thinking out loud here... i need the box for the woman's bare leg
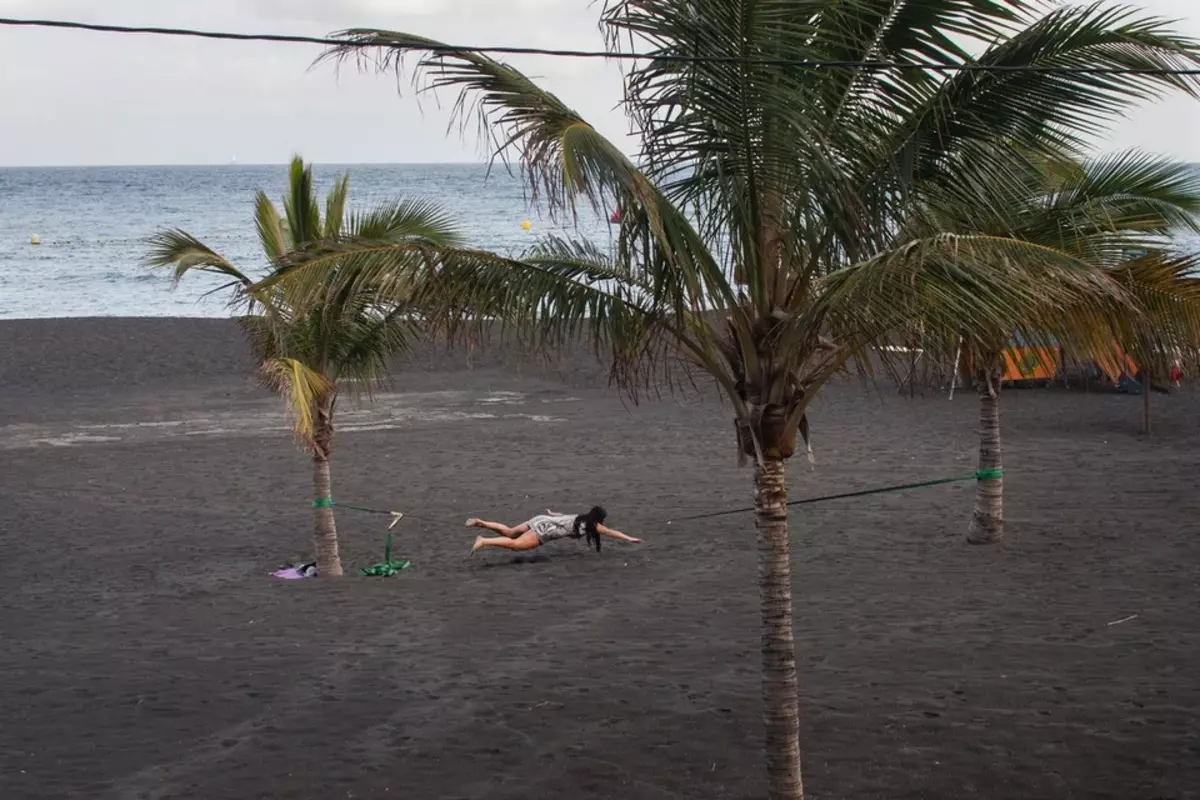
[465,519,529,539]
[470,531,541,554]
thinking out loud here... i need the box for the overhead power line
[3,16,1200,76]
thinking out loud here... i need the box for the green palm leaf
[883,3,1200,184]
[324,174,350,240]
[283,156,323,247]
[255,191,289,263]
[144,229,254,300]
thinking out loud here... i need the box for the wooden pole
[949,337,963,400]
[909,344,916,399]
[1142,369,1152,435]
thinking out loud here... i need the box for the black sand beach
[2,317,1199,799]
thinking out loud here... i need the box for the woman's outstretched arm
[596,524,641,544]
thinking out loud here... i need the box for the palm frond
[1040,150,1200,239]
[321,30,604,212]
[886,3,1200,183]
[255,191,289,263]
[144,229,254,292]
[331,305,420,389]
[1103,252,1200,374]
[324,173,350,240]
[237,314,285,363]
[601,1,824,232]
[446,234,722,401]
[283,155,323,247]
[262,232,733,405]
[317,29,736,315]
[346,198,465,245]
[817,232,1130,359]
[259,356,332,447]
[916,146,1200,263]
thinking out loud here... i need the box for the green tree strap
[976,468,1004,480]
[312,497,335,508]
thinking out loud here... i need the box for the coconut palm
[908,147,1200,543]
[147,156,462,577]
[275,3,1200,796]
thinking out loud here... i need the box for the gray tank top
[527,514,576,542]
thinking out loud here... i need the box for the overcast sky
[1,0,1198,167]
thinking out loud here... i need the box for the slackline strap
[312,468,1006,529]
[666,469,1003,524]
[313,498,406,528]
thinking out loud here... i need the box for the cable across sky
[3,16,1200,76]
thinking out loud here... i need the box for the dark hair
[572,505,607,553]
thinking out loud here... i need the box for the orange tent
[1001,344,1060,383]
[1094,342,1139,383]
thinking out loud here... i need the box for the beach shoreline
[3,316,1199,798]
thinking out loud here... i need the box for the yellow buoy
[520,219,532,231]
[30,234,41,245]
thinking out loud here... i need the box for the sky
[0,0,1198,167]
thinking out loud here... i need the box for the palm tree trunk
[969,364,1003,544]
[754,457,804,800]
[312,395,344,576]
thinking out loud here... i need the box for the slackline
[666,469,1002,524]
[309,468,1005,529]
[313,497,408,528]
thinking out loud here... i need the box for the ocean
[0,164,612,320]
[3,163,1198,320]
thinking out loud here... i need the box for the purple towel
[271,562,316,579]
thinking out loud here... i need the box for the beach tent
[1094,341,1140,387]
[1000,333,1060,384]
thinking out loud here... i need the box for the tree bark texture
[969,364,1004,544]
[311,393,343,576]
[754,457,804,800]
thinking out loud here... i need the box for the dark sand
[2,318,1199,800]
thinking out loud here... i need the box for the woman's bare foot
[470,535,486,555]
[465,518,480,528]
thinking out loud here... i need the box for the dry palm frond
[259,357,332,448]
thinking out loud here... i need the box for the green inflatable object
[358,533,411,577]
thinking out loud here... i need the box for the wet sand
[2,317,1199,799]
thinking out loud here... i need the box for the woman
[466,505,641,555]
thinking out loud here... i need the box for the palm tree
[283,4,1200,796]
[147,156,462,577]
[908,147,1200,543]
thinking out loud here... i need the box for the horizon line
[0,160,500,170]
